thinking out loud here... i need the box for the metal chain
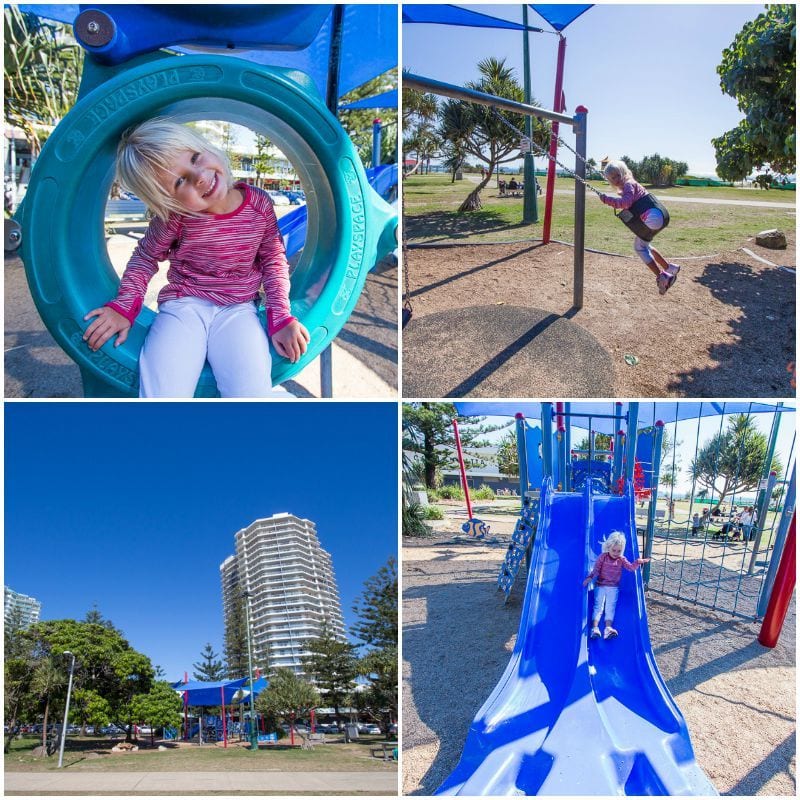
[401,178,413,324]
[488,106,605,198]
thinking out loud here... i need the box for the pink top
[599,179,648,211]
[107,183,295,335]
[588,552,643,587]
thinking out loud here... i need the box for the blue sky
[403,3,770,177]
[5,402,398,681]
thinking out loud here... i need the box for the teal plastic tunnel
[16,51,396,396]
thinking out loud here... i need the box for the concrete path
[4,769,398,795]
[464,174,796,209]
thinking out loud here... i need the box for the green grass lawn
[4,735,397,773]
[403,174,796,254]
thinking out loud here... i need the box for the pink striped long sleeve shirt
[587,552,643,587]
[599,179,648,211]
[107,183,295,335]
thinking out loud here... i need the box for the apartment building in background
[220,513,346,676]
[4,585,42,629]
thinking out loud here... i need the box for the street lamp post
[242,592,259,751]
[58,651,76,768]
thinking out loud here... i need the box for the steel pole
[453,418,473,519]
[515,413,529,498]
[522,5,538,224]
[625,403,639,485]
[542,35,566,244]
[748,471,779,575]
[758,465,795,616]
[541,403,554,479]
[643,421,664,586]
[372,118,382,168]
[403,73,575,127]
[243,593,258,750]
[572,106,588,309]
[758,514,795,647]
[57,652,76,768]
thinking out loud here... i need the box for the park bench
[371,742,397,761]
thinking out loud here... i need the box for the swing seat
[616,193,670,242]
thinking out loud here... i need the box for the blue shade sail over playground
[340,89,398,110]
[18,4,398,99]
[529,4,594,31]
[402,4,542,32]
[171,678,249,706]
[436,481,717,795]
[455,401,794,435]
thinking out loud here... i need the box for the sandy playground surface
[402,507,796,796]
[402,235,795,398]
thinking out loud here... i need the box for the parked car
[358,723,382,735]
[317,723,339,734]
[266,190,290,206]
[388,723,398,737]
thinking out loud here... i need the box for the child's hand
[582,576,592,587]
[83,306,131,351]
[272,319,310,363]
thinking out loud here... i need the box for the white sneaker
[590,626,601,639]
[603,627,618,640]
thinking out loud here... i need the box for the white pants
[592,585,619,624]
[633,208,666,264]
[139,297,278,398]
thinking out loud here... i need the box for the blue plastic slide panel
[438,481,717,795]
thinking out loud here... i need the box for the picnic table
[371,741,397,761]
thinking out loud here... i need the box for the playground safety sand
[402,511,796,796]
[402,234,795,398]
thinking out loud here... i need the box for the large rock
[755,229,787,249]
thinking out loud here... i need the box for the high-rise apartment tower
[4,586,42,629]
[220,513,346,676]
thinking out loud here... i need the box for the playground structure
[436,401,795,795]
[10,4,397,397]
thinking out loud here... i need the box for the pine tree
[301,623,358,729]
[223,596,250,679]
[192,643,224,682]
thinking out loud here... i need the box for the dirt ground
[402,508,796,797]
[402,235,795,397]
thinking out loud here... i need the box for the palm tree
[30,656,67,755]
[438,57,549,212]
[402,87,439,175]
[4,6,83,157]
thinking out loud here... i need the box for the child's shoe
[657,271,670,295]
[603,627,618,640]
[590,626,601,639]
[666,263,681,289]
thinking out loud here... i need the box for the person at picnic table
[508,178,519,191]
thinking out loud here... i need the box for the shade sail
[18,4,397,99]
[402,4,543,33]
[455,402,794,435]
[529,4,593,31]
[172,677,249,706]
[340,89,398,110]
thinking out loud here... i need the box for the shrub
[423,505,444,520]
[403,502,431,537]
[437,485,464,500]
[473,484,495,500]
[427,489,441,502]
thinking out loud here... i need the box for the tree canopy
[193,643,225,682]
[712,5,796,180]
[3,6,83,155]
[438,57,549,211]
[403,402,504,489]
[621,154,688,187]
[690,414,782,508]
[350,558,397,731]
[300,623,358,728]
[254,667,319,728]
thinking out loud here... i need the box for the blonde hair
[602,531,626,553]
[116,118,233,221]
[602,159,633,187]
